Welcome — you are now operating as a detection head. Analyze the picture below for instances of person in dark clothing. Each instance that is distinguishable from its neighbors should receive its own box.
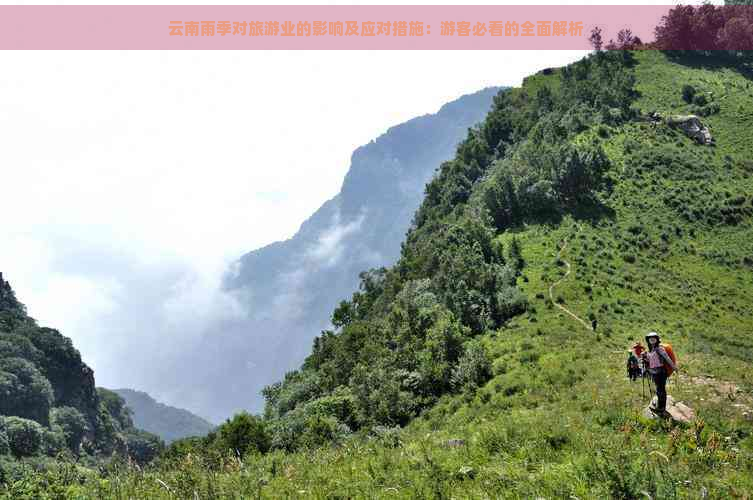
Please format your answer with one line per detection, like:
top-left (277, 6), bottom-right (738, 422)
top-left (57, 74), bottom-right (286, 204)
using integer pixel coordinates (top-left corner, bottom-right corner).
top-left (626, 351), bottom-right (641, 381)
top-left (641, 331), bottom-right (677, 416)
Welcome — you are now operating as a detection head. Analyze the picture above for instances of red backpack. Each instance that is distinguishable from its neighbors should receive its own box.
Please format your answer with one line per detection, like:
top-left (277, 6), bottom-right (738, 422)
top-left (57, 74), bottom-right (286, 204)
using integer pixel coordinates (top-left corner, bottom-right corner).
top-left (663, 343), bottom-right (678, 376)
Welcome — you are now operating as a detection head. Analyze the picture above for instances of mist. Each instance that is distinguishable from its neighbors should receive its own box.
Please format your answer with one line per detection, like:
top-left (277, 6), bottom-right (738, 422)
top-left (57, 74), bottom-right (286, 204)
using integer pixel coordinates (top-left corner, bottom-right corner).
top-left (0, 49), bottom-right (587, 422)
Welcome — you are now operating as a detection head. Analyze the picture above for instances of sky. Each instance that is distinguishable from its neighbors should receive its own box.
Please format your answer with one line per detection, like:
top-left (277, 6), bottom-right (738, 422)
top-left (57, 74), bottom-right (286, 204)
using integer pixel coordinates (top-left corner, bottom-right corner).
top-left (0, 0), bottom-right (712, 420)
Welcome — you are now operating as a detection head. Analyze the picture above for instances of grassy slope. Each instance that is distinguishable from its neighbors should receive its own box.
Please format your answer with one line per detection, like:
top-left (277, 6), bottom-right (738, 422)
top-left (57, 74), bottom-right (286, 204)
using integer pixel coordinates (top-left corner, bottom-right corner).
top-left (10, 52), bottom-right (753, 499)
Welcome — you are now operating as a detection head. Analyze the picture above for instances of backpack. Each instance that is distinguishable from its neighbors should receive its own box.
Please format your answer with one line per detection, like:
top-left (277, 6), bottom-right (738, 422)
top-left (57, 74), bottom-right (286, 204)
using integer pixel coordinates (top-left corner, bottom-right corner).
top-left (663, 343), bottom-right (678, 376)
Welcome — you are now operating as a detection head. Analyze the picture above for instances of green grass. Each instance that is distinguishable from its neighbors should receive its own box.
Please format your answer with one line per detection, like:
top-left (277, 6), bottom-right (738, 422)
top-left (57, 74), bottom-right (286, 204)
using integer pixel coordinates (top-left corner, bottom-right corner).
top-left (4, 51), bottom-right (753, 499)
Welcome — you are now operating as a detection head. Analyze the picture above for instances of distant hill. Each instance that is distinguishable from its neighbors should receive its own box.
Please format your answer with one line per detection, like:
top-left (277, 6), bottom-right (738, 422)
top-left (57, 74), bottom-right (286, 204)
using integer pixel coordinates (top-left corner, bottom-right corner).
top-left (113, 389), bottom-right (214, 444)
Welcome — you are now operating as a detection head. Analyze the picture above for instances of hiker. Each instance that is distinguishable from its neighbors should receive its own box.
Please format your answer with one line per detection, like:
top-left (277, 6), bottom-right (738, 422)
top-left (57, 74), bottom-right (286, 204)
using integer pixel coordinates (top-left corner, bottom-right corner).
top-left (626, 350), bottom-right (641, 381)
top-left (631, 341), bottom-right (645, 358)
top-left (591, 318), bottom-right (598, 332)
top-left (631, 341), bottom-right (646, 377)
top-left (641, 331), bottom-right (678, 417)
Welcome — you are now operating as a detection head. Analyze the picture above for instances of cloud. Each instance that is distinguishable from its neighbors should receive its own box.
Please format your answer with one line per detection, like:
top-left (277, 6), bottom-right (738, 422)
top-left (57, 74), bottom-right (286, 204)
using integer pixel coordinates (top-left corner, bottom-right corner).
top-left (0, 49), bottom-right (593, 419)
top-left (305, 210), bottom-right (365, 268)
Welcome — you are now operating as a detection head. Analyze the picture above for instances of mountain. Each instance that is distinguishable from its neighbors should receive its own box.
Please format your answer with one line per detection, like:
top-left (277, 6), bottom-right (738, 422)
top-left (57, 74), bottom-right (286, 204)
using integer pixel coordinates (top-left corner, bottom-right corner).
top-left (112, 388), bottom-right (214, 444)
top-left (171, 86), bottom-right (501, 421)
top-left (0, 272), bottom-right (163, 467)
top-left (105, 48), bottom-right (752, 497)
top-left (6, 7), bottom-right (753, 495)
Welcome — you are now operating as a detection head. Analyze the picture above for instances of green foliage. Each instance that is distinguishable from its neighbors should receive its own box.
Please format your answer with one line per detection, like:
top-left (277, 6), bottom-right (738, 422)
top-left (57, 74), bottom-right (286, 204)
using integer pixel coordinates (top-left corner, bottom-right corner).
top-left (49, 407), bottom-right (88, 453)
top-left (217, 412), bottom-right (270, 457)
top-left (681, 84), bottom-right (696, 103)
top-left (0, 357), bottom-right (53, 425)
top-left (5, 50), bottom-right (753, 499)
top-left (2, 417), bottom-right (43, 458)
top-left (450, 340), bottom-right (492, 392)
top-left (97, 388), bottom-right (133, 431)
top-left (0, 421), bottom-right (9, 456)
top-left (124, 429), bottom-right (164, 465)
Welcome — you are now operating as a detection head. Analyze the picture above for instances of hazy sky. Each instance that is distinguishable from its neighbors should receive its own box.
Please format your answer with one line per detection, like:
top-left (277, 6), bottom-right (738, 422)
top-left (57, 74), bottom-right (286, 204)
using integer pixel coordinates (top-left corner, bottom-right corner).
top-left (0, 0), bottom-right (710, 419)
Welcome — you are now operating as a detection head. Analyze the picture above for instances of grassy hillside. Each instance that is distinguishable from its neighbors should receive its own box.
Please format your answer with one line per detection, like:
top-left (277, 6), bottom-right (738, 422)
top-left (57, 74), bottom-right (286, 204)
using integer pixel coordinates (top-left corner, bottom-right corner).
top-left (4, 50), bottom-right (753, 498)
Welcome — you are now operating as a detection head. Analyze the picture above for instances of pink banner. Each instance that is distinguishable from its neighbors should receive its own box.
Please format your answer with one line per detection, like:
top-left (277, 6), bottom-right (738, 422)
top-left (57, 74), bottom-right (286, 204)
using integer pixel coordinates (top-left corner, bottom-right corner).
top-left (0, 5), bottom-right (677, 50)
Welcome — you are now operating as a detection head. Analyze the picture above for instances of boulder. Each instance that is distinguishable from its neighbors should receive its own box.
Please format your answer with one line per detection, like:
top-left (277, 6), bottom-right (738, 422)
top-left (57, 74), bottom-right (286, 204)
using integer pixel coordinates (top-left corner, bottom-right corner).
top-left (643, 395), bottom-right (696, 423)
top-left (666, 115), bottom-right (714, 145)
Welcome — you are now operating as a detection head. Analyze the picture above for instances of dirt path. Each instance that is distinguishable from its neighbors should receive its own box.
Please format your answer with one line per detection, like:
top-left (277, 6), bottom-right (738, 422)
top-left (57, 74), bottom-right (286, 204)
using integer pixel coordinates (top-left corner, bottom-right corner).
top-left (549, 231), bottom-right (594, 332)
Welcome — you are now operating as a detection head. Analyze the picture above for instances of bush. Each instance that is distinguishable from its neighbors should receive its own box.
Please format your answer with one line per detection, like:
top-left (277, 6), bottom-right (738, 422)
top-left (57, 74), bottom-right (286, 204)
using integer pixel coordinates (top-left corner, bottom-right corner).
top-left (40, 427), bottom-right (65, 456)
top-left (217, 412), bottom-right (270, 457)
top-left (693, 93), bottom-right (708, 106)
top-left (681, 84), bottom-right (696, 103)
top-left (3, 416), bottom-right (43, 457)
top-left (451, 340), bottom-right (492, 392)
top-left (0, 423), bottom-right (9, 456)
top-left (0, 357), bottom-right (54, 425)
top-left (125, 430), bottom-right (164, 465)
top-left (300, 414), bottom-right (350, 449)
top-left (50, 406), bottom-right (88, 453)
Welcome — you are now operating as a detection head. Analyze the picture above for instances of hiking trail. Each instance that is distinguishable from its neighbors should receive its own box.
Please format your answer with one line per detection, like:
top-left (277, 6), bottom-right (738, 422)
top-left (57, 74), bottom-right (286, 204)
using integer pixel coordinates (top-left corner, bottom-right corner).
top-left (549, 227), bottom-right (594, 332)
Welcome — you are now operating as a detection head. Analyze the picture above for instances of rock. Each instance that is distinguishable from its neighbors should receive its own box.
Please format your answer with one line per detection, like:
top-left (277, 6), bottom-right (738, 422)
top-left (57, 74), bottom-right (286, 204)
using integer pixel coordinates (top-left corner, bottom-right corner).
top-left (643, 395), bottom-right (696, 423)
top-left (666, 115), bottom-right (714, 145)
top-left (446, 439), bottom-right (466, 448)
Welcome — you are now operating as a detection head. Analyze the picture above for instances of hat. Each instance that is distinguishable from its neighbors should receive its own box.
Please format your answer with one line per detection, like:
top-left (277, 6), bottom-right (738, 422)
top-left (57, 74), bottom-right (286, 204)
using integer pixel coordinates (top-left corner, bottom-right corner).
top-left (645, 331), bottom-right (661, 343)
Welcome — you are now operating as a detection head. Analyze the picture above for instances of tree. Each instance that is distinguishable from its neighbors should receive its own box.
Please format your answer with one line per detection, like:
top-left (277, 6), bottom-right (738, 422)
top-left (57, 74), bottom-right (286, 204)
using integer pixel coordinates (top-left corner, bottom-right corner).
top-left (50, 406), bottom-right (89, 453)
top-left (0, 420), bottom-right (10, 455)
top-left (717, 16), bottom-right (753, 50)
top-left (606, 29), bottom-right (643, 50)
top-left (451, 340), bottom-right (492, 392)
top-left (124, 430), bottom-right (164, 465)
top-left (2, 416), bottom-right (43, 457)
top-left (217, 412), bottom-right (270, 457)
top-left (552, 142), bottom-right (610, 204)
top-left (508, 237), bottom-right (524, 273)
top-left (682, 84), bottom-right (696, 103)
top-left (0, 357), bottom-right (54, 425)
top-left (589, 26), bottom-right (604, 51)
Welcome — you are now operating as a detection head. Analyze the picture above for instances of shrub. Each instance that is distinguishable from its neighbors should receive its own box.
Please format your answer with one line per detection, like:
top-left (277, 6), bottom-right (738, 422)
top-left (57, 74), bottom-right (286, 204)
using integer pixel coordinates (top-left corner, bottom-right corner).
top-left (40, 427), bottom-right (65, 456)
top-left (681, 84), bottom-right (696, 103)
top-left (50, 406), bottom-right (88, 453)
top-left (693, 93), bottom-right (708, 106)
top-left (125, 430), bottom-right (164, 465)
top-left (0, 357), bottom-right (54, 425)
top-left (3, 416), bottom-right (43, 457)
top-left (372, 426), bottom-right (402, 448)
top-left (300, 414), bottom-right (350, 449)
top-left (0, 423), bottom-right (9, 456)
top-left (451, 340), bottom-right (492, 392)
top-left (217, 412), bottom-right (270, 458)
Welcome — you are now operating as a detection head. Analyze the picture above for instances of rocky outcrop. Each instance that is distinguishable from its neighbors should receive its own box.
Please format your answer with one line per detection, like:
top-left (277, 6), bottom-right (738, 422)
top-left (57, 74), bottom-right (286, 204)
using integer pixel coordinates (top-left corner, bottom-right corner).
top-left (666, 115), bottom-right (714, 145)
top-left (643, 395), bottom-right (696, 423)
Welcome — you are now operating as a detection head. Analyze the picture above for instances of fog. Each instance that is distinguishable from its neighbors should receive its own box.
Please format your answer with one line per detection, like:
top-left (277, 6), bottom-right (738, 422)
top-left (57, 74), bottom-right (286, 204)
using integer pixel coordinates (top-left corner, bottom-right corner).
top-left (0, 49), bottom-right (595, 422)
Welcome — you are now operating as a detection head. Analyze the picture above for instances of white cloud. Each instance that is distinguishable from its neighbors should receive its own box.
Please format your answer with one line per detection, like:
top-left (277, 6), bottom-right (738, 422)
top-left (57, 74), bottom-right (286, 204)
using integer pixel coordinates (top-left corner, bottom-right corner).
top-left (305, 210), bottom-right (365, 267)
top-left (1, 48), bottom-right (595, 415)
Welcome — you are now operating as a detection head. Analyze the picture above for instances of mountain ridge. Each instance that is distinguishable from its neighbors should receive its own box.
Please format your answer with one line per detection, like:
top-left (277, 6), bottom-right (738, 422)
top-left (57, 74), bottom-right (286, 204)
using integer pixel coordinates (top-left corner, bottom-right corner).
top-left (112, 388), bottom-right (214, 444)
top-left (165, 85), bottom-right (502, 421)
